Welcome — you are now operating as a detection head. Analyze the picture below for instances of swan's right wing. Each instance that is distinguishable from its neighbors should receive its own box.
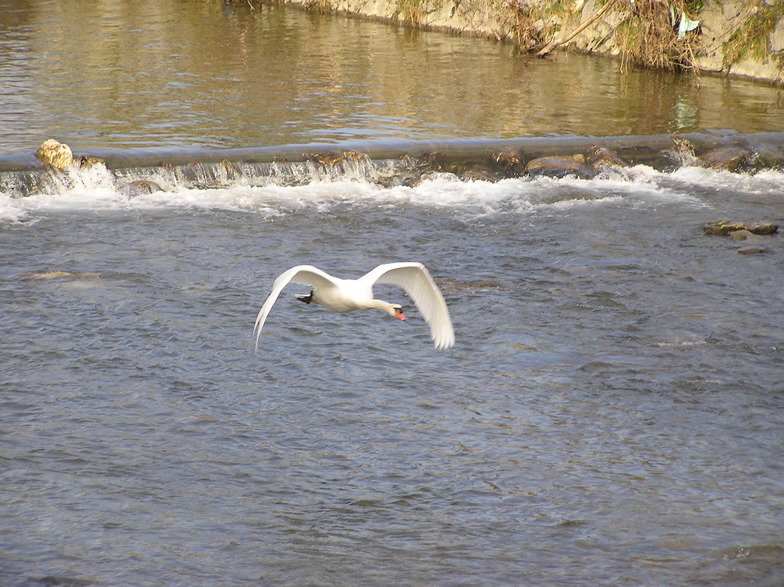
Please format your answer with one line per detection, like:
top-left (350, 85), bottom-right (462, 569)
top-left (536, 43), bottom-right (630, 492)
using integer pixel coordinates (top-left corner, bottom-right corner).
top-left (253, 265), bottom-right (337, 350)
top-left (367, 262), bottom-right (455, 349)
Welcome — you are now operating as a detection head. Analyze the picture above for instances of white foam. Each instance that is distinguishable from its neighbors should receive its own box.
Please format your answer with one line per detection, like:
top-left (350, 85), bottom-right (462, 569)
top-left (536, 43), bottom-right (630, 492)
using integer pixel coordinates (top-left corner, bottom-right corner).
top-left (670, 165), bottom-right (784, 196)
top-left (2, 165), bottom-right (781, 223)
top-left (0, 194), bottom-right (27, 223)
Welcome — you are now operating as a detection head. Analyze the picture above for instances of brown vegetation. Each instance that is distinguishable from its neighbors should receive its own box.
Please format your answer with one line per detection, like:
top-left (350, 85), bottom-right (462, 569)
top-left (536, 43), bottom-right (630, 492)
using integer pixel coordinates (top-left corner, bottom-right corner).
top-left (615, 0), bottom-right (702, 71)
top-left (217, 0), bottom-right (784, 82)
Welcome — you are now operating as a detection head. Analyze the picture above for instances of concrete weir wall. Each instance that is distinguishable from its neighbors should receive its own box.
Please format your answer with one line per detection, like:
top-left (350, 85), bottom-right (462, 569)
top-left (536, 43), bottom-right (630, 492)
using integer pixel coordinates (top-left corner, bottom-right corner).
top-left (278, 0), bottom-right (784, 86)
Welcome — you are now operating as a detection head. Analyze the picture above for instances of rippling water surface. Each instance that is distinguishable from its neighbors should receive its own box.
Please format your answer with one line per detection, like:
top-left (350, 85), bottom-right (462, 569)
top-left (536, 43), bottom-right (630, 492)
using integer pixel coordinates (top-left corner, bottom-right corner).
top-left (2, 1), bottom-right (784, 586)
top-left (3, 168), bottom-right (784, 586)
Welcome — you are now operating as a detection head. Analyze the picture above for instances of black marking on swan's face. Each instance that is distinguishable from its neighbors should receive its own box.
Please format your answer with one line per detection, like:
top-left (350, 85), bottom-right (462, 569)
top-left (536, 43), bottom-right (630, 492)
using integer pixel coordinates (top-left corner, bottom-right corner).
top-left (393, 305), bottom-right (406, 320)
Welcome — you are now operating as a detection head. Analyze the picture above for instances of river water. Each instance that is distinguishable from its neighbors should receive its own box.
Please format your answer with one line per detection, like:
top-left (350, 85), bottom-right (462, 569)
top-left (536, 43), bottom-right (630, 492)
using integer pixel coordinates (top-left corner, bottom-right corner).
top-left (2, 1), bottom-right (784, 586)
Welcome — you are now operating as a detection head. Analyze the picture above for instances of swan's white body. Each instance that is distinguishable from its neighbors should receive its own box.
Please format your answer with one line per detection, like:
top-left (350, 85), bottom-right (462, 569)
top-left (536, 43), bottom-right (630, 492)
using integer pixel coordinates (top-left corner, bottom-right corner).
top-left (253, 262), bottom-right (455, 350)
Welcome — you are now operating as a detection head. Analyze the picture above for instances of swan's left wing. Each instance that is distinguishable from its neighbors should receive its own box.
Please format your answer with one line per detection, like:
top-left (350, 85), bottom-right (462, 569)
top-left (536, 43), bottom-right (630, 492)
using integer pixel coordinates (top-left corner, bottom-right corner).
top-left (366, 262), bottom-right (455, 349)
top-left (253, 265), bottom-right (339, 351)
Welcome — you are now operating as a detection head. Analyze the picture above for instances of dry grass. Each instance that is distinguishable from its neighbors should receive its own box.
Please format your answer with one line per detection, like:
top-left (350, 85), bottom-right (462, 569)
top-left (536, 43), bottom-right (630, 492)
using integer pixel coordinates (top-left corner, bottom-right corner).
top-left (395, 0), bottom-right (426, 26)
top-left (614, 0), bottom-right (702, 71)
top-left (508, 0), bottom-right (559, 50)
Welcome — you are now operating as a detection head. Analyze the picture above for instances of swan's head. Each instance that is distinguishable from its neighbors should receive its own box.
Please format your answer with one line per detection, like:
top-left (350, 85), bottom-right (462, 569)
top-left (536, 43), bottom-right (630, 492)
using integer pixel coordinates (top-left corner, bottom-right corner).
top-left (390, 305), bottom-right (406, 321)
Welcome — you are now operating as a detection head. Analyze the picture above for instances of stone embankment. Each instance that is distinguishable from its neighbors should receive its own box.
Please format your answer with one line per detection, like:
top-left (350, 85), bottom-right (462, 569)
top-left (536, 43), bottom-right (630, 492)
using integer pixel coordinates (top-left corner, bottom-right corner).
top-left (271, 0), bottom-right (784, 85)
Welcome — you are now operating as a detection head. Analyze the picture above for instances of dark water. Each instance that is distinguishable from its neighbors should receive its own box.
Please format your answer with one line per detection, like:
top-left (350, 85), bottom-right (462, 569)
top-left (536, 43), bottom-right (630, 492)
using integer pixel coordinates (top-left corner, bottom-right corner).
top-left (1, 1), bottom-right (784, 586)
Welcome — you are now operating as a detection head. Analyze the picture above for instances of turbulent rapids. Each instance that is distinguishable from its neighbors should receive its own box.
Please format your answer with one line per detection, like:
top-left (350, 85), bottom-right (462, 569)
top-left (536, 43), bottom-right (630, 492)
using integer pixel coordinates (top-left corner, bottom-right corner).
top-left (2, 132), bottom-right (783, 199)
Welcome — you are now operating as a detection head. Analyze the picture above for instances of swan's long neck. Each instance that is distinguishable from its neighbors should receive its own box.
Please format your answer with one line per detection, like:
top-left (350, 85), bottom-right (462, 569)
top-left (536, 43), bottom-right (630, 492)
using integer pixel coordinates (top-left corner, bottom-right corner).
top-left (366, 299), bottom-right (405, 320)
top-left (366, 299), bottom-right (395, 313)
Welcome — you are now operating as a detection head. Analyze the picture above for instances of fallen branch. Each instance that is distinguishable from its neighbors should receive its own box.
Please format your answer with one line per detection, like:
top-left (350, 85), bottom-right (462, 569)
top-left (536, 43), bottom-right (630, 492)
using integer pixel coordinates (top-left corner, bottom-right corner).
top-left (536, 0), bottom-right (618, 58)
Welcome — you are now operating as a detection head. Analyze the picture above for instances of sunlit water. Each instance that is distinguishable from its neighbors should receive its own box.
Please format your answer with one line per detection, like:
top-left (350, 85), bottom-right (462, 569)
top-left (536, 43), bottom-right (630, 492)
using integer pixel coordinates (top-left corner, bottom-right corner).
top-left (2, 1), bottom-right (784, 586)
top-left (1, 0), bottom-right (783, 154)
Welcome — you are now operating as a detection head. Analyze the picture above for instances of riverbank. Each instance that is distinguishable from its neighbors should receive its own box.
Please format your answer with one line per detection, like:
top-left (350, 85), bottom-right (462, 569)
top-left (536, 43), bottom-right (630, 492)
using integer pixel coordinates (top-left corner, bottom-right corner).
top-left (257, 0), bottom-right (784, 85)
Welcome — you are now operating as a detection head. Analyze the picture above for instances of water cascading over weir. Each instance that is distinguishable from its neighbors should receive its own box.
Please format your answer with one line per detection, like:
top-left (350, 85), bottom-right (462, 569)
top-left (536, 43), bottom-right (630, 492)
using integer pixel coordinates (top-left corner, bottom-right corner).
top-left (1, 133), bottom-right (783, 198)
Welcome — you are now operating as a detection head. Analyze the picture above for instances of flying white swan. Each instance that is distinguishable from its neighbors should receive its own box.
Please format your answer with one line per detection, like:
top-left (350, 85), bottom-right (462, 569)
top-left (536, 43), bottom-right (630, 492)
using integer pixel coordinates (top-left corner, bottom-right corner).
top-left (253, 262), bottom-right (455, 350)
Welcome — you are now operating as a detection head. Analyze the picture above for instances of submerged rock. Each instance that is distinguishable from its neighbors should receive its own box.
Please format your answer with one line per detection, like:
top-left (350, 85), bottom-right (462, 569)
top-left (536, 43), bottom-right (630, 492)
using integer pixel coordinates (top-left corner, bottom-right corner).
top-left (490, 148), bottom-right (524, 175)
top-left (37, 575), bottom-right (92, 587)
top-left (737, 246), bottom-right (766, 254)
top-left (515, 147), bottom-right (630, 179)
top-left (670, 136), bottom-right (698, 165)
top-left (220, 158), bottom-right (235, 180)
top-left (341, 150), bottom-right (369, 163)
top-left (703, 220), bottom-right (747, 236)
top-left (729, 229), bottom-right (754, 241)
top-left (460, 169), bottom-right (505, 182)
top-left (525, 154), bottom-right (593, 178)
top-left (420, 151), bottom-right (447, 172)
top-left (302, 150), bottom-right (370, 170)
top-left (304, 152), bottom-right (344, 166)
top-left (35, 139), bottom-right (74, 171)
top-left (754, 143), bottom-right (784, 169)
top-left (703, 220), bottom-right (779, 236)
top-left (20, 270), bottom-right (101, 281)
top-left (121, 180), bottom-right (163, 197)
top-left (702, 220), bottom-right (777, 254)
top-left (587, 146), bottom-right (629, 170)
top-left (77, 154), bottom-right (107, 170)
top-left (747, 221), bottom-right (779, 235)
top-left (699, 146), bottom-right (754, 171)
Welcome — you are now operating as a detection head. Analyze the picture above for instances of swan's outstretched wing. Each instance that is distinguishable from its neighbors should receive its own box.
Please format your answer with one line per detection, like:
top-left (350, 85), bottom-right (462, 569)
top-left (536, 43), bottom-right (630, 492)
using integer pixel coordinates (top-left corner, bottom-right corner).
top-left (253, 265), bottom-right (337, 350)
top-left (366, 262), bottom-right (455, 349)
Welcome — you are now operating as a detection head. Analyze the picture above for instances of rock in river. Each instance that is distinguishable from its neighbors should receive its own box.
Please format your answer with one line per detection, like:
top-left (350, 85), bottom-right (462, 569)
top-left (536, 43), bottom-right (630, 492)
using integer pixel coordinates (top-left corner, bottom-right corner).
top-left (703, 220), bottom-right (779, 236)
top-left (35, 139), bottom-right (74, 171)
top-left (525, 154), bottom-right (593, 179)
top-left (698, 146), bottom-right (754, 171)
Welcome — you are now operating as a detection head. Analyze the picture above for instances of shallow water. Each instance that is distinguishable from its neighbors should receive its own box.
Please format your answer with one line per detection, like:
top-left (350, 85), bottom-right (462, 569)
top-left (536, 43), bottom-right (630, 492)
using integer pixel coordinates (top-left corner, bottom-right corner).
top-left (3, 167), bottom-right (784, 586)
top-left (1, 1), bottom-right (784, 586)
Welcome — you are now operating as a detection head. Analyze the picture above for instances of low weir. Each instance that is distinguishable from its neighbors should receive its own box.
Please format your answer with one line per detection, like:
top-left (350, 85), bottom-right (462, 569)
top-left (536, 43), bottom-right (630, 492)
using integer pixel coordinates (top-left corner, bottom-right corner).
top-left (2, 132), bottom-right (783, 198)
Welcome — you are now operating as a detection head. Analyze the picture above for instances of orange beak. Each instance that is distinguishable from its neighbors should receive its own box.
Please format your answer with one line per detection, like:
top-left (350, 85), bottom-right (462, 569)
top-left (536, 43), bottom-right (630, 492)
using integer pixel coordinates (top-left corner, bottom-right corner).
top-left (395, 309), bottom-right (407, 321)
